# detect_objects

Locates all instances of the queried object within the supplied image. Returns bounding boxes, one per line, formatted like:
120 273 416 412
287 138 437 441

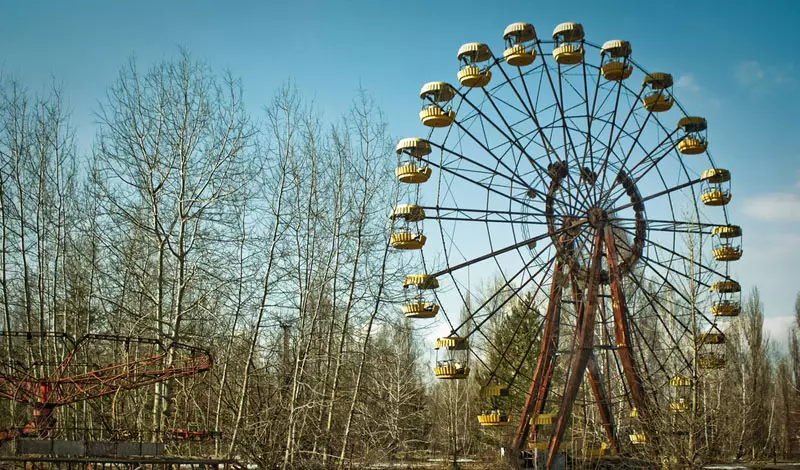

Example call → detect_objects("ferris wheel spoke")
609 223 717 291
639 229 727 281
416 154 551 217
592 83 647 204
598 127 682 209
450 254 545 335
431 134 547 203
607 227 711 327
607 175 704 216
579 60 603 171
618 263 697 374
430 221 582 278
449 92 550 188
507 64 560 167
535 43 595 213
421 206 547 224
627 247 719 330
614 218 715 234
458 254 556 339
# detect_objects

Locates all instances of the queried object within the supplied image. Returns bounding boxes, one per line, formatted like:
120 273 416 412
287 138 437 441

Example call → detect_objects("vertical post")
604 227 648 417
569 277 617 451
511 261 563 453
547 229 604 468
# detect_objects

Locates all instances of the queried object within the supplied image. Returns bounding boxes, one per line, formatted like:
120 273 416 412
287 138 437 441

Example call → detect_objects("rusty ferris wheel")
389 21 741 466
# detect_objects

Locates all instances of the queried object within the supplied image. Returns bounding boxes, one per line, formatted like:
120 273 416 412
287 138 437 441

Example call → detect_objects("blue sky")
3 1 799 342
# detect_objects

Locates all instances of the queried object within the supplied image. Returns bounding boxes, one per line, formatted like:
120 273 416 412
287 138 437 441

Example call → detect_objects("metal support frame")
605 227 648 417
547 228 604 468
511 261 563 452
570 278 617 452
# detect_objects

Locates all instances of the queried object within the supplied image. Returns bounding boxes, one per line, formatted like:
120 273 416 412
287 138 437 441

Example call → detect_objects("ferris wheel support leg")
586 355 618 450
547 230 604 469
568 275 617 452
604 227 648 418
510 262 564 455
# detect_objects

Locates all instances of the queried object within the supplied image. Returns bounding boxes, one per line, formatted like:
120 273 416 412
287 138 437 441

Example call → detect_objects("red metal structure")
0 332 212 440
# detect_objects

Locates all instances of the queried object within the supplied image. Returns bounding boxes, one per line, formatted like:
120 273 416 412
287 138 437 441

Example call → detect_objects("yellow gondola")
389 231 426 250
585 443 611 458
628 408 646 444
419 82 456 127
711 280 740 294
697 331 726 369
676 116 708 154
478 410 510 426
503 22 537 66
395 138 432 184
669 376 692 412
642 73 674 112
711 225 742 261
389 204 427 250
712 300 741 317
433 336 469 379
552 22 584 65
480 384 510 397
402 274 439 319
457 42 492 87
600 40 632 81
629 433 647 445
700 168 732 206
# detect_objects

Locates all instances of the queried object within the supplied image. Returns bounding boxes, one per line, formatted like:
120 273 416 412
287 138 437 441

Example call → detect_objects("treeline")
0 50 798 469
0 52 445 468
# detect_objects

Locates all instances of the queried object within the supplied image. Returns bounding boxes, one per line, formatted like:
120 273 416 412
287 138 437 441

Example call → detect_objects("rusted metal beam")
586 355 617 450
511 261 564 452
605 226 648 418
568 275 617 451
547 229 604 468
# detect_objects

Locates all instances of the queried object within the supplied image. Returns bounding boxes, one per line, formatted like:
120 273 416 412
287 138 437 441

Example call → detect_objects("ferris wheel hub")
586 207 608 229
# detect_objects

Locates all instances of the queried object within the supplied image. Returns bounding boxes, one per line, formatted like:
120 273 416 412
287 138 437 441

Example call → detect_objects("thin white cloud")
742 192 800 221
735 60 796 90
735 60 765 87
763 315 793 352
675 74 700 93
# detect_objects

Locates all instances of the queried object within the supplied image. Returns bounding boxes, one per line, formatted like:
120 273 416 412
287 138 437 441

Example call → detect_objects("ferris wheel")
389 21 742 465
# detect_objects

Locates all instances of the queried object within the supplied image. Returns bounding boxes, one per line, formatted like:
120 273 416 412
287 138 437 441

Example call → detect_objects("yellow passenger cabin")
642 73 674 112
457 42 492 87
600 40 632 81
697 331 727 370
480 384 510 397
434 336 470 379
710 279 740 294
669 376 692 412
700 168 732 206
389 231 426 250
712 300 741 317
503 22 537 66
629 433 647 445
676 116 708 154
395 138 433 184
419 82 456 127
711 225 742 262
478 410 510 426
552 22 585 65
389 204 427 250
402 274 439 319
